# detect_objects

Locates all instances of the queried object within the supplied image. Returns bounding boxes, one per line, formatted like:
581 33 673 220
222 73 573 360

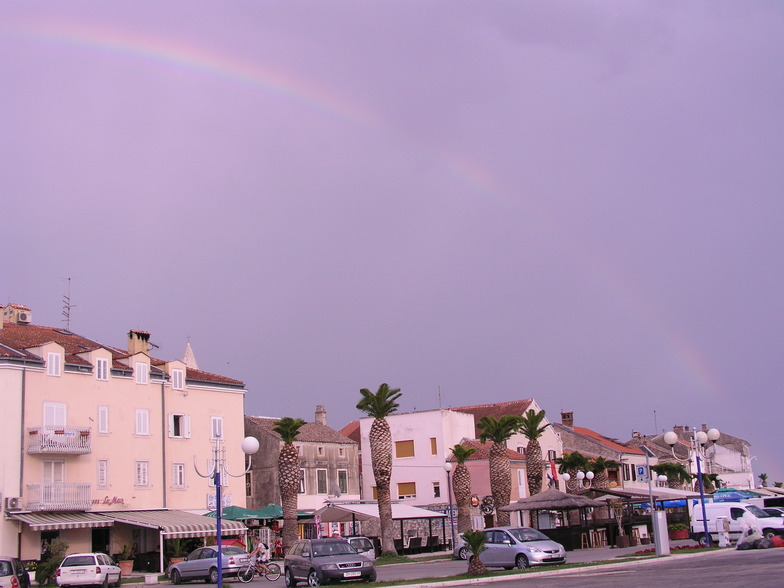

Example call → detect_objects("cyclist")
249 541 274 576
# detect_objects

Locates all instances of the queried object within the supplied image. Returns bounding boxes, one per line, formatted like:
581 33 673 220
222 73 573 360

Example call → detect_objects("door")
42 460 65 505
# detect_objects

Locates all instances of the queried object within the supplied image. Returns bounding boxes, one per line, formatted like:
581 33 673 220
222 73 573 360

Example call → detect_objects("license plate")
343 571 361 578
72 570 85 575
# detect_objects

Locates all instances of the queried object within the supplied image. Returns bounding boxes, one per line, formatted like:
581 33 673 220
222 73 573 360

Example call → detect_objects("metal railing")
25 483 92 511
27 426 92 455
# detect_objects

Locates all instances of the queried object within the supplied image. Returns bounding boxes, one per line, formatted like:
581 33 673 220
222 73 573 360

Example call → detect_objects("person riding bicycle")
249 541 271 573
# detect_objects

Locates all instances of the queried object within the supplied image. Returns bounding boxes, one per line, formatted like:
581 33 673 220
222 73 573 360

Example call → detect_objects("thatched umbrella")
499 488 605 512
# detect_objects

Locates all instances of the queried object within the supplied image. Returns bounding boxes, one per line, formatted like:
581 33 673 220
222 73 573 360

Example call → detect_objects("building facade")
0 304 249 569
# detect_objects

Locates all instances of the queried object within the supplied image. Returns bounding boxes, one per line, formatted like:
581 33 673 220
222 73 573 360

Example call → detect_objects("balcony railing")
25 483 92 511
27 426 92 455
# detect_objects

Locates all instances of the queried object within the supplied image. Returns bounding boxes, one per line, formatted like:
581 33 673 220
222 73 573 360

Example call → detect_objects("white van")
690 501 784 545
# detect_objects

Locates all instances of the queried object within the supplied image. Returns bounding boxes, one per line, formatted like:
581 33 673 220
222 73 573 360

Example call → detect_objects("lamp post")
195 436 259 588
561 470 594 491
444 462 456 550
641 445 670 556
663 427 720 547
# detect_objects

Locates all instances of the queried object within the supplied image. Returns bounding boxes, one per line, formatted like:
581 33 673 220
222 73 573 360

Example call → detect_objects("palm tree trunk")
489 443 511 527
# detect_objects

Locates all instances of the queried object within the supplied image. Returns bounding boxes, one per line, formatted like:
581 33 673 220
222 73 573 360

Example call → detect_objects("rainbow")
3 18 724 407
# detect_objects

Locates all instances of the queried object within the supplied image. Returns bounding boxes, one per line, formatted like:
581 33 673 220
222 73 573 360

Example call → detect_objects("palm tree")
450 444 477 534
759 473 769 488
478 415 522 527
356 383 402 556
518 409 550 496
701 473 721 493
652 462 693 489
555 451 590 493
589 456 620 490
462 530 488 576
273 417 306 554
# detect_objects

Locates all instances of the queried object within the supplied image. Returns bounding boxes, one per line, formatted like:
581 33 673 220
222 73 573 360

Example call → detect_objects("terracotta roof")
0 321 243 387
246 416 356 445
448 438 526 463
451 399 535 437
339 420 361 443
553 423 644 456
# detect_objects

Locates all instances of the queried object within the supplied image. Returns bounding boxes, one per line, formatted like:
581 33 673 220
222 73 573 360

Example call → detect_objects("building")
552 411 650 492
244 407 359 533
0 304 249 570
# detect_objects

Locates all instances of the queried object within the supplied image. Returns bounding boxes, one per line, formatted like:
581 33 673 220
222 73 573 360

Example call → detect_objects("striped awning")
99 510 246 539
10 511 114 531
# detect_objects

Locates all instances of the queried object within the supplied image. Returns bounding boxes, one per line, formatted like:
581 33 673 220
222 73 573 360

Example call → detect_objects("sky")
2 1 783 483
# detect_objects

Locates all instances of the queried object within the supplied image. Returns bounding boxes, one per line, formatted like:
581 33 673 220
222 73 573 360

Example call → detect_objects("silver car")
461 527 566 569
167 546 251 584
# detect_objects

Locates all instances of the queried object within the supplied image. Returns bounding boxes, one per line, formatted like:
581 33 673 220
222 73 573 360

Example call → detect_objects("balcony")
27 426 92 455
25 483 92 511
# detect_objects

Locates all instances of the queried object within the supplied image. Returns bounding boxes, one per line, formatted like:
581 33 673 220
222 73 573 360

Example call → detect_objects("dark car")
0 556 30 588
166 546 251 584
284 538 375 586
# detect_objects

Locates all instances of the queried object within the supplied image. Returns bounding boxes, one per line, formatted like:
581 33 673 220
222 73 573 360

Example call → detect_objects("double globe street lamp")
663 426 720 547
561 470 594 491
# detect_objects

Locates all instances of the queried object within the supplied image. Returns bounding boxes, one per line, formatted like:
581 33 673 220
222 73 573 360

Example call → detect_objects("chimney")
701 424 708 432
128 330 152 355
315 405 327 426
673 425 684 434
560 411 574 428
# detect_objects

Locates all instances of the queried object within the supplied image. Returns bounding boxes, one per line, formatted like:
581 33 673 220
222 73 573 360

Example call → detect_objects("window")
395 440 415 458
517 446 525 455
43 403 66 427
317 446 324 456
547 449 557 462
135 362 149 384
135 409 150 436
371 487 378 500
168 414 191 438
97 460 108 488
298 470 306 494
430 438 438 455
339 447 345 458
172 463 185 489
96 358 109 381
623 464 631 481
47 352 62 377
211 416 223 440
135 461 149 487
338 470 348 494
98 406 109 434
317 469 328 494
433 482 441 498
171 369 184 391
397 482 416 499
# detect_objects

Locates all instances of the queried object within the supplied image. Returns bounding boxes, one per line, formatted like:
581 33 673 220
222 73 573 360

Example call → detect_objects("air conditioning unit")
4 497 21 511
17 311 31 324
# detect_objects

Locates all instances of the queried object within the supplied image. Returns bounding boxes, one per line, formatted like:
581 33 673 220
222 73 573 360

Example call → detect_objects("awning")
10 511 114 531
99 510 246 539
314 502 446 523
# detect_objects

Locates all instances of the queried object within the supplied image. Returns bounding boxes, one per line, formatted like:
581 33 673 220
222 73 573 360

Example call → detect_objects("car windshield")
747 505 771 518
62 556 96 567
508 528 550 542
311 542 357 557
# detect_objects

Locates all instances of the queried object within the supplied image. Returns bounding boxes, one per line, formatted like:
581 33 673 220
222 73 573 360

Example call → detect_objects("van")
689 501 784 545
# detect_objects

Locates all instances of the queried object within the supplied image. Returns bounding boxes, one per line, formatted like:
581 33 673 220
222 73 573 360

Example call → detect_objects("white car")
56 553 121 588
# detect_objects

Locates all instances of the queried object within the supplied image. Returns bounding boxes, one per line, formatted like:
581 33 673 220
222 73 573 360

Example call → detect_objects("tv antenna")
62 277 76 330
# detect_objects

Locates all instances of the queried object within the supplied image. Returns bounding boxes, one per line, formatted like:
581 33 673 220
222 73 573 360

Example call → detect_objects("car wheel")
515 554 529 569
284 568 297 587
368 569 377 582
171 569 183 585
114 573 122 588
208 568 219 584
307 570 321 586
458 547 468 560
763 529 777 540
102 574 109 588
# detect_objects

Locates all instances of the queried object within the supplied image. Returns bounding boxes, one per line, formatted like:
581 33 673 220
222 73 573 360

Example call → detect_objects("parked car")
284 538 376 586
0 556 30 588
345 537 376 561
56 553 121 588
453 534 469 560
762 507 784 518
454 527 566 569
166 546 251 584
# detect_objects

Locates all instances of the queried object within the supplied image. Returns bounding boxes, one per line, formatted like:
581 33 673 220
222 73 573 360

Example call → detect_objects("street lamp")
663 426 720 547
195 436 259 588
444 462 456 550
641 445 670 556
561 470 594 491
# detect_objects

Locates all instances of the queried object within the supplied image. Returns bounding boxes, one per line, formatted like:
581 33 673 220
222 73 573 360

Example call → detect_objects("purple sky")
3 2 783 483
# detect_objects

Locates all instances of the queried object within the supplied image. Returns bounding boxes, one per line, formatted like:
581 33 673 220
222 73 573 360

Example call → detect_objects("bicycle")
238 560 281 582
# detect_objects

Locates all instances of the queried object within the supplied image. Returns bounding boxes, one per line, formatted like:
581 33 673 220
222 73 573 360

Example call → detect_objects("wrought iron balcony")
27 426 92 455
25 483 92 511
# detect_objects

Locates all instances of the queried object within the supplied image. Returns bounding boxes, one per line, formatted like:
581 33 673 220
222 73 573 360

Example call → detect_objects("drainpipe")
161 381 167 508
19 367 26 498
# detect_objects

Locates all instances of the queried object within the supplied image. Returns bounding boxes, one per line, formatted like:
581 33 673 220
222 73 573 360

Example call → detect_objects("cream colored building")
0 304 249 571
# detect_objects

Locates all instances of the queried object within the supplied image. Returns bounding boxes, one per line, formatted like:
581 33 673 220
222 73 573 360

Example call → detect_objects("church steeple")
183 341 199 370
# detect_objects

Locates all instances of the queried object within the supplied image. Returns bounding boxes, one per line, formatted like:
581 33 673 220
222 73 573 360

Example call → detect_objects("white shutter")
184 416 191 439
44 403 66 426
168 414 175 437
98 406 109 433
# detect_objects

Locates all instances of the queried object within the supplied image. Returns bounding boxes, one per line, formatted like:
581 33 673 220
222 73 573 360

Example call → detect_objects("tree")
478 415 523 527
652 462 693 489
273 416 306 554
700 473 721 493
462 530 488 576
356 383 402 556
589 456 620 490
555 451 590 493
518 409 550 496
450 444 477 534
759 473 769 488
